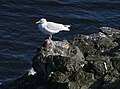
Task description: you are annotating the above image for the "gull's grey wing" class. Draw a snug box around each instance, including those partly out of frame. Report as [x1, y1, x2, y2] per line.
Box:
[46, 22, 64, 31]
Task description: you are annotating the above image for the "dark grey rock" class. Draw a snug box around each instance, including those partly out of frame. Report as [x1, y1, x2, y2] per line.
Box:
[1, 27, 120, 89]
[102, 70, 120, 89]
[32, 40, 85, 81]
[31, 40, 90, 89]
[73, 31, 118, 57]
[67, 69, 94, 89]
[73, 34, 96, 56]
[100, 27, 120, 39]
[111, 55, 120, 73]
[85, 55, 113, 78]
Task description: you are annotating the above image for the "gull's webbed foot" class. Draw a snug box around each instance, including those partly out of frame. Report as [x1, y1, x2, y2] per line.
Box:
[43, 35, 53, 46]
[45, 39, 53, 45]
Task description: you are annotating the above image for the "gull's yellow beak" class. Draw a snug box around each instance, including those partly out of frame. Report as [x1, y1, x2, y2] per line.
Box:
[35, 21, 40, 24]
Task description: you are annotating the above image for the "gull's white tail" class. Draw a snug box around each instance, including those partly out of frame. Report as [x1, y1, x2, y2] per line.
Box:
[65, 25, 71, 28]
[62, 25, 71, 31]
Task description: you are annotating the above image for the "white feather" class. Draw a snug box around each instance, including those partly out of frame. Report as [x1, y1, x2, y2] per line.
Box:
[37, 18, 71, 36]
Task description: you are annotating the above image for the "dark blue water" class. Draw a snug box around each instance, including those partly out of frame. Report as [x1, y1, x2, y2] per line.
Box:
[0, 0, 120, 83]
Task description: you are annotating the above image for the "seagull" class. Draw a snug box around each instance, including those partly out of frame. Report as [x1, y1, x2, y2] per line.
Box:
[36, 18, 71, 44]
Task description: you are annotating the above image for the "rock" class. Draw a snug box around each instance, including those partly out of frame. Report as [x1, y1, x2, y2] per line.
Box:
[28, 67, 37, 76]
[73, 34, 96, 56]
[73, 31, 118, 57]
[1, 27, 120, 89]
[110, 53, 120, 73]
[102, 70, 120, 89]
[67, 69, 94, 89]
[32, 40, 89, 89]
[32, 40, 85, 81]
[100, 27, 120, 39]
[85, 55, 113, 78]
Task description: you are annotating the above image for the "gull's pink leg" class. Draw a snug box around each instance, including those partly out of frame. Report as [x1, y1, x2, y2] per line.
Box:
[45, 35, 53, 45]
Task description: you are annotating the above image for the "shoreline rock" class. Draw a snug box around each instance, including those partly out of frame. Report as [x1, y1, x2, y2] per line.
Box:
[1, 27, 120, 89]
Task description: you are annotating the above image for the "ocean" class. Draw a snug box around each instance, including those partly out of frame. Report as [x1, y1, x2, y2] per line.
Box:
[0, 0, 120, 83]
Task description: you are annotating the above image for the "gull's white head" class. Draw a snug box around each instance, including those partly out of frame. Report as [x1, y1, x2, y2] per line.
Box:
[36, 18, 47, 24]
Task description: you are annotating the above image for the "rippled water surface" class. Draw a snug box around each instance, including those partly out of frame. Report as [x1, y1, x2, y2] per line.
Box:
[0, 0, 120, 82]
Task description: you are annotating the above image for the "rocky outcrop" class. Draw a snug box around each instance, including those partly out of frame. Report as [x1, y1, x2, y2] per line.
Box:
[1, 27, 120, 89]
